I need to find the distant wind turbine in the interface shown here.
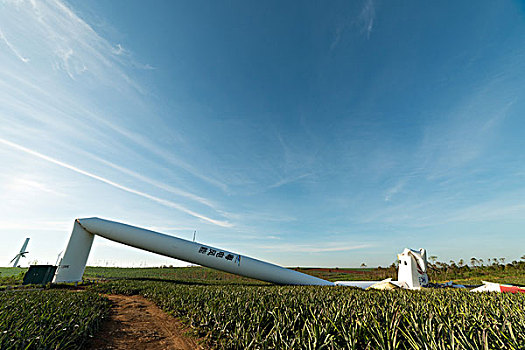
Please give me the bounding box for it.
[10,238,30,267]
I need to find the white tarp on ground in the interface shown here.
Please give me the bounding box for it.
[471,281,525,293]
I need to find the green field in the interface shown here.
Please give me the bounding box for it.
[83,261,525,286]
[0,267,27,287]
[85,264,525,348]
[1,264,525,349]
[0,290,109,349]
[92,279,525,349]
[0,267,27,277]
[84,265,267,285]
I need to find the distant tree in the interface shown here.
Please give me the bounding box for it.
[470,257,478,267]
[429,256,438,265]
[521,255,525,261]
[360,263,367,268]
[458,259,464,267]
[499,257,506,265]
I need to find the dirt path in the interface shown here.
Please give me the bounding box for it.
[89,294,205,350]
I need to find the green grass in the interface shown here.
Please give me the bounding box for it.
[0,267,27,287]
[91,279,525,349]
[84,266,266,285]
[0,267,27,277]
[0,290,109,349]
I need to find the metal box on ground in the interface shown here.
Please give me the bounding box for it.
[22,265,57,285]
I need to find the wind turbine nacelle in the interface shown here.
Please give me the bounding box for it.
[397,248,428,289]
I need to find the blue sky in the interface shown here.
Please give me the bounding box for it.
[1,0,524,268]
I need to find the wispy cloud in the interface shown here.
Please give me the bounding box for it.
[268,173,312,189]
[5,178,65,197]
[445,197,525,224]
[418,94,514,180]
[330,0,377,50]
[358,0,375,39]
[0,27,29,62]
[0,138,233,228]
[384,178,407,202]
[82,151,221,210]
[111,43,127,56]
[0,0,227,194]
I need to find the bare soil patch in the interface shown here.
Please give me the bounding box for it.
[89,294,205,350]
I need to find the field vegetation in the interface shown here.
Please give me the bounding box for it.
[86,262,525,349]
[84,265,265,285]
[0,267,27,287]
[92,279,525,349]
[0,290,109,349]
[84,258,525,286]
[1,259,524,349]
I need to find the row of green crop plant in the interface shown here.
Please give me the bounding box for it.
[84,266,266,285]
[0,290,109,349]
[91,279,525,350]
[0,273,26,287]
[85,262,525,286]
[4,261,525,289]
[0,267,27,287]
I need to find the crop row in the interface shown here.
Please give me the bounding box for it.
[0,290,110,349]
[92,280,525,349]
[84,266,266,285]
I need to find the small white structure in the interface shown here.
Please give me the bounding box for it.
[54,218,333,285]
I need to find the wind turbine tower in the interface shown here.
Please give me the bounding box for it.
[10,238,30,267]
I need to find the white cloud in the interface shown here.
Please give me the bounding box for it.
[4,178,65,197]
[358,0,375,39]
[82,151,221,210]
[111,43,127,56]
[0,138,233,228]
[384,178,406,202]
[0,27,29,62]
[0,0,229,193]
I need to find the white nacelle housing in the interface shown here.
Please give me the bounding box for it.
[397,248,428,289]
[334,248,429,290]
